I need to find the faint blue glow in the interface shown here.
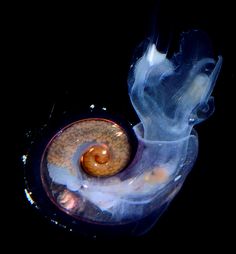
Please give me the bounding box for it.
[24,189,35,205]
[21,154,28,165]
[50,219,59,225]
[174,175,182,182]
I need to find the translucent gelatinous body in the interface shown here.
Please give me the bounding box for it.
[25,30,222,235]
[128,30,222,141]
[42,118,198,222]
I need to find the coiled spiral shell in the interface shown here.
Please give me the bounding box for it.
[47,118,132,177]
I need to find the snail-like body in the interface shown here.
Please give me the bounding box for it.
[38,30,222,225]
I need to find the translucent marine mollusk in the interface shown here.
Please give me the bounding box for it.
[24,30,222,236]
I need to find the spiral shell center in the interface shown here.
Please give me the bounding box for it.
[81,144,111,174]
[47,118,132,177]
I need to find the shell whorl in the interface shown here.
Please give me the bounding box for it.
[47,118,132,177]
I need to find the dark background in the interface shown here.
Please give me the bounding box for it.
[11,0,234,250]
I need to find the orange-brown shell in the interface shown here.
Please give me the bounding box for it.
[47,118,131,177]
